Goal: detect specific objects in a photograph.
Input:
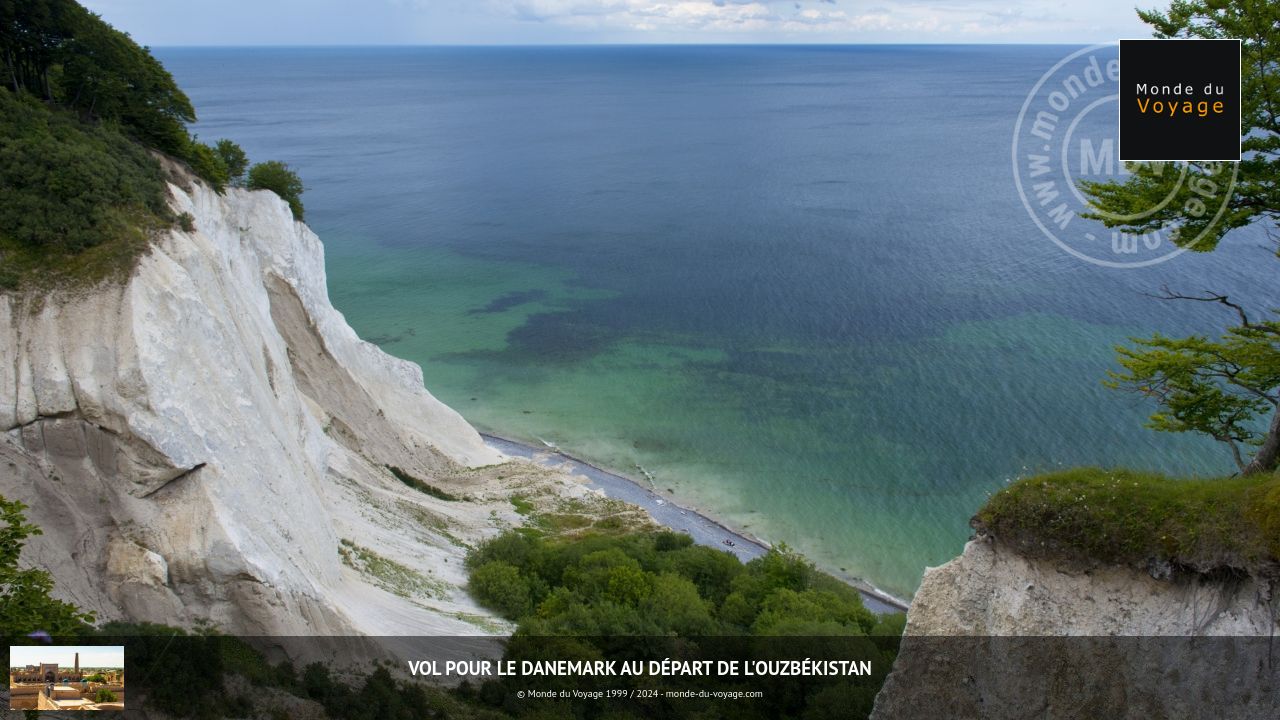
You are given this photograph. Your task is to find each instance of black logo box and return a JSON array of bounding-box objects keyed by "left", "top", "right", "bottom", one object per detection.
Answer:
[{"left": 1119, "top": 38, "right": 1241, "bottom": 162}]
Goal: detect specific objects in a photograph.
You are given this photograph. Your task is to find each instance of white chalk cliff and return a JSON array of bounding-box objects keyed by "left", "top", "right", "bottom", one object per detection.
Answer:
[{"left": 0, "top": 168, "right": 541, "bottom": 636}]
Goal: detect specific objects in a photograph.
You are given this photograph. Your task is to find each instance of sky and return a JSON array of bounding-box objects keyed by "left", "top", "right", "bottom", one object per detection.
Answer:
[
  {"left": 9, "top": 646, "right": 125, "bottom": 669},
  {"left": 80, "top": 0, "right": 1152, "bottom": 46}
]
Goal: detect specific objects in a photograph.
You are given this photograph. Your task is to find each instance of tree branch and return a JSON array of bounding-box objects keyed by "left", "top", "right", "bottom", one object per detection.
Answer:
[{"left": 1142, "top": 285, "right": 1254, "bottom": 326}]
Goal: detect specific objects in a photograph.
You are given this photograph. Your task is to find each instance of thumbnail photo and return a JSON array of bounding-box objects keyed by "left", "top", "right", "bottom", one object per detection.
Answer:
[{"left": 8, "top": 646, "right": 125, "bottom": 711}]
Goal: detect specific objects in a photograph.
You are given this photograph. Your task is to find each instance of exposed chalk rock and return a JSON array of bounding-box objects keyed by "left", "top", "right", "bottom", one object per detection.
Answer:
[{"left": 0, "top": 170, "right": 527, "bottom": 636}]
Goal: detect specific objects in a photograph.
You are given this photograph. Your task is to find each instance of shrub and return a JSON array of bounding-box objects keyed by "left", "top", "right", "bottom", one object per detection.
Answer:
[
  {"left": 94, "top": 689, "right": 117, "bottom": 703},
  {"left": 0, "top": 90, "right": 171, "bottom": 255},
  {"left": 185, "top": 139, "right": 230, "bottom": 191},
  {"left": 385, "top": 465, "right": 459, "bottom": 501},
  {"left": 248, "top": 160, "right": 305, "bottom": 220},
  {"left": 214, "top": 139, "right": 249, "bottom": 184},
  {"left": 468, "top": 561, "right": 532, "bottom": 619}
]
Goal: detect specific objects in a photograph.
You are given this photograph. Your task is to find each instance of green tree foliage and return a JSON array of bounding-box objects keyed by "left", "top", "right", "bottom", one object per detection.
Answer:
[
  {"left": 0, "top": 89, "right": 172, "bottom": 254},
  {"left": 1106, "top": 320, "right": 1280, "bottom": 474},
  {"left": 213, "top": 139, "right": 249, "bottom": 185},
  {"left": 56, "top": 8, "right": 194, "bottom": 155},
  {"left": 466, "top": 530, "right": 903, "bottom": 719},
  {"left": 467, "top": 529, "right": 889, "bottom": 636},
  {"left": 468, "top": 561, "right": 532, "bottom": 618},
  {"left": 0, "top": 494, "right": 95, "bottom": 636},
  {"left": 1081, "top": 1, "right": 1280, "bottom": 475},
  {"left": 0, "top": 0, "right": 304, "bottom": 281},
  {"left": 248, "top": 160, "right": 305, "bottom": 220},
  {"left": 186, "top": 139, "right": 229, "bottom": 192},
  {"left": 0, "top": 0, "right": 78, "bottom": 99},
  {"left": 93, "top": 688, "right": 117, "bottom": 703},
  {"left": 1, "top": 0, "right": 194, "bottom": 155},
  {"left": 1, "top": 2, "right": 303, "bottom": 286}
]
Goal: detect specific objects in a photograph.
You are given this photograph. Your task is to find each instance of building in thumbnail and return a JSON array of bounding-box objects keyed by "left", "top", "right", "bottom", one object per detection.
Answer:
[{"left": 10, "top": 653, "right": 82, "bottom": 684}]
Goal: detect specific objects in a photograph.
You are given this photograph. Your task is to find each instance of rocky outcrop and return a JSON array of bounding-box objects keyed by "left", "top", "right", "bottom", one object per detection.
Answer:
[
  {"left": 0, "top": 170, "right": 538, "bottom": 636},
  {"left": 871, "top": 537, "right": 1280, "bottom": 719}
]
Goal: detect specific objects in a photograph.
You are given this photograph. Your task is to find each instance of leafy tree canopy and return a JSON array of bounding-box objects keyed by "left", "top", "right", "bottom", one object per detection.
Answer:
[
  {"left": 0, "top": 2, "right": 305, "bottom": 288},
  {"left": 466, "top": 530, "right": 901, "bottom": 719},
  {"left": 214, "top": 139, "right": 248, "bottom": 185},
  {"left": 1107, "top": 318, "right": 1280, "bottom": 474},
  {"left": 1, "top": 0, "right": 195, "bottom": 156},
  {"left": 247, "top": 160, "right": 305, "bottom": 220}
]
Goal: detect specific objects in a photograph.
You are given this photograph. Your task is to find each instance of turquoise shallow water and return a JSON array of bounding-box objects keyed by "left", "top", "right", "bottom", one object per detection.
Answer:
[{"left": 162, "top": 45, "right": 1272, "bottom": 598}]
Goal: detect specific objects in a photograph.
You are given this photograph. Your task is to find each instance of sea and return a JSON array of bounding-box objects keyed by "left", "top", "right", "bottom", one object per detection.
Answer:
[{"left": 159, "top": 45, "right": 1272, "bottom": 599}]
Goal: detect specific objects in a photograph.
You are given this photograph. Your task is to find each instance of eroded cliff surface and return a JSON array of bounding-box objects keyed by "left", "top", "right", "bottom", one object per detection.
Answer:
[
  {"left": 0, "top": 172, "right": 560, "bottom": 636},
  {"left": 871, "top": 537, "right": 1280, "bottom": 719}
]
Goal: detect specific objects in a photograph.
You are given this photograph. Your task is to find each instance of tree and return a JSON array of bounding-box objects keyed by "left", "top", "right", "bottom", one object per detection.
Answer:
[
  {"left": 640, "top": 572, "right": 714, "bottom": 635},
  {"left": 1081, "top": 0, "right": 1279, "bottom": 253},
  {"left": 468, "top": 561, "right": 532, "bottom": 619},
  {"left": 214, "top": 139, "right": 249, "bottom": 185},
  {"left": 1107, "top": 319, "right": 1280, "bottom": 474},
  {"left": 0, "top": 0, "right": 238, "bottom": 188},
  {"left": 1083, "top": 1, "right": 1280, "bottom": 475},
  {"left": 0, "top": 0, "right": 79, "bottom": 99},
  {"left": 0, "top": 495, "right": 95, "bottom": 636},
  {"left": 186, "top": 140, "right": 230, "bottom": 192},
  {"left": 93, "top": 689, "right": 117, "bottom": 703},
  {"left": 1, "top": 2, "right": 243, "bottom": 192},
  {"left": 248, "top": 160, "right": 305, "bottom": 220}
]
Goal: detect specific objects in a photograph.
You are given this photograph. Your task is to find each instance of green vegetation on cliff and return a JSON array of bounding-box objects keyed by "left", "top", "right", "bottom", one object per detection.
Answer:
[
  {"left": 0, "top": 0, "right": 302, "bottom": 288},
  {"left": 0, "top": 90, "right": 173, "bottom": 288},
  {"left": 975, "top": 468, "right": 1280, "bottom": 579},
  {"left": 248, "top": 159, "right": 306, "bottom": 220}
]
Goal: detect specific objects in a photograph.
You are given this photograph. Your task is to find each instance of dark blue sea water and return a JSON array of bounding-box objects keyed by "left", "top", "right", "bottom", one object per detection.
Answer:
[{"left": 159, "top": 46, "right": 1273, "bottom": 598}]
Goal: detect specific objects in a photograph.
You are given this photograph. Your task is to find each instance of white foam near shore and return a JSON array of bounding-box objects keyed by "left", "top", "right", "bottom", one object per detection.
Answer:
[{"left": 479, "top": 432, "right": 910, "bottom": 614}]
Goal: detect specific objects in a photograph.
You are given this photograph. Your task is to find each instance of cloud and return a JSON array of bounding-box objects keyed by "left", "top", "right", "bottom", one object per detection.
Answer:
[
  {"left": 500, "top": 0, "right": 845, "bottom": 32},
  {"left": 81, "top": 0, "right": 1148, "bottom": 46},
  {"left": 489, "top": 0, "right": 1102, "bottom": 37}
]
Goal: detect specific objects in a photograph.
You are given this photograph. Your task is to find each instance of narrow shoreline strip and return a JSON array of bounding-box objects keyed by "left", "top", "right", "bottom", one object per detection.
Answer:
[{"left": 479, "top": 431, "right": 910, "bottom": 615}]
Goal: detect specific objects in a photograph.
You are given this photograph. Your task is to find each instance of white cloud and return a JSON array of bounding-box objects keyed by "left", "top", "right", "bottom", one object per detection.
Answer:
[
  {"left": 80, "top": 0, "right": 1150, "bottom": 46},
  {"left": 487, "top": 0, "right": 1124, "bottom": 38}
]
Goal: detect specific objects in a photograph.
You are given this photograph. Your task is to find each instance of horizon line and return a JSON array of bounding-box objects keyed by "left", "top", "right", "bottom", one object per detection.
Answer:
[{"left": 150, "top": 40, "right": 1122, "bottom": 49}]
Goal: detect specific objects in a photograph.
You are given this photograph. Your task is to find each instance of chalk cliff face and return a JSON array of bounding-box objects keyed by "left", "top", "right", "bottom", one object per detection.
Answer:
[
  {"left": 0, "top": 170, "right": 535, "bottom": 636},
  {"left": 872, "top": 537, "right": 1280, "bottom": 719}
]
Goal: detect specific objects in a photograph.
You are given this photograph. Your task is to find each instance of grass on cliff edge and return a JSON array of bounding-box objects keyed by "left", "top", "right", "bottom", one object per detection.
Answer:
[{"left": 974, "top": 467, "right": 1280, "bottom": 579}]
